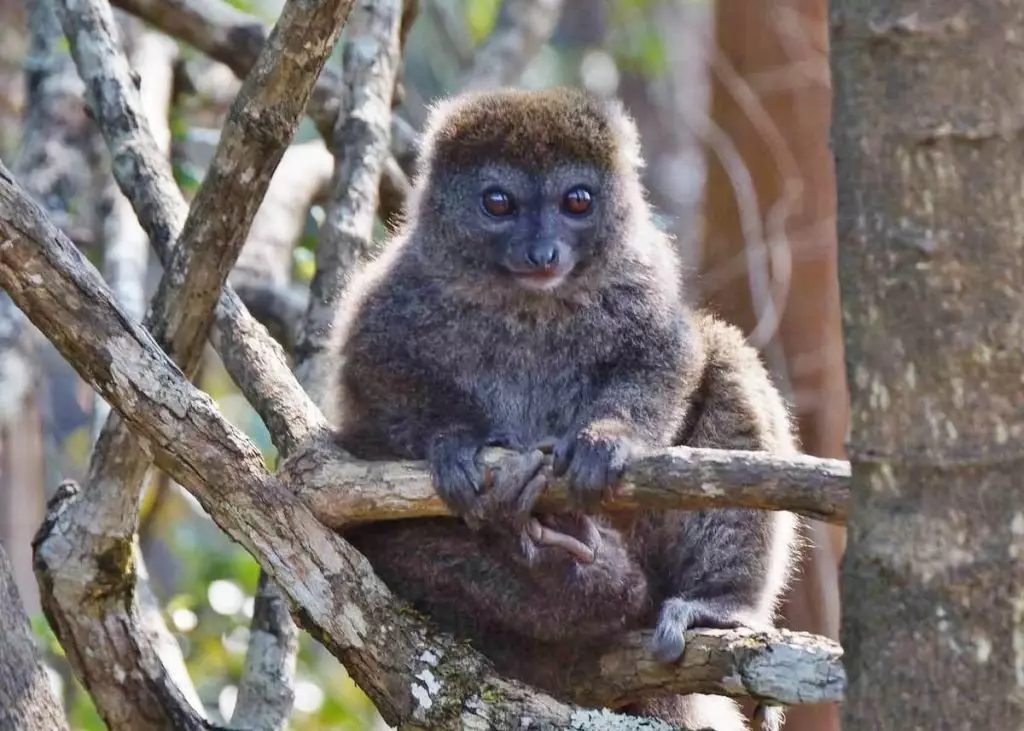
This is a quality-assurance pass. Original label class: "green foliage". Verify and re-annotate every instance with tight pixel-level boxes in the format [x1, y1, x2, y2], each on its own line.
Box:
[462, 0, 502, 44]
[605, 0, 670, 77]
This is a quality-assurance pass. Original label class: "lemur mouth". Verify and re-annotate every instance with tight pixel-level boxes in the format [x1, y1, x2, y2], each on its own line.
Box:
[511, 269, 569, 291]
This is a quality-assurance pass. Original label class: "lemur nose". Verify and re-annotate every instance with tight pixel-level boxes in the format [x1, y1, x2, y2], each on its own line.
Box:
[526, 240, 559, 269]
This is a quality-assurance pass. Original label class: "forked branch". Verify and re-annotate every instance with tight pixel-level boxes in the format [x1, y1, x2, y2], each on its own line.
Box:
[0, 162, 845, 729]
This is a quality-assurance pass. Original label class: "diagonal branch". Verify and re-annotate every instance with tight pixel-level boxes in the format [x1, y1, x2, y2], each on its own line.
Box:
[35, 0, 356, 727]
[1, 161, 845, 729]
[246, 1, 407, 723]
[109, 0, 413, 220]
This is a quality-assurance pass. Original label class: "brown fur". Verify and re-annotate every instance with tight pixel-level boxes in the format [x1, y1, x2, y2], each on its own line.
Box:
[328, 87, 799, 731]
[418, 86, 643, 175]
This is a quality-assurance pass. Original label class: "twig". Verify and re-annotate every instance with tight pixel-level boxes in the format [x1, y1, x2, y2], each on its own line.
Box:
[0, 162, 845, 728]
[281, 441, 850, 528]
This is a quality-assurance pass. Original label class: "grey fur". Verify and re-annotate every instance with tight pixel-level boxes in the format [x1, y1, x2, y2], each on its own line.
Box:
[328, 87, 799, 731]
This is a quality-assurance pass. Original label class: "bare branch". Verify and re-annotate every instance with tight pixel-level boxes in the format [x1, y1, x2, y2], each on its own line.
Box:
[459, 0, 566, 91]
[564, 627, 843, 708]
[282, 441, 849, 529]
[296, 0, 404, 398]
[55, 0, 325, 456]
[229, 572, 300, 731]
[35, 0, 355, 726]
[92, 20, 178, 432]
[249, 1, 406, 720]
[0, 541, 69, 731]
[0, 164, 844, 728]
[108, 0, 413, 213]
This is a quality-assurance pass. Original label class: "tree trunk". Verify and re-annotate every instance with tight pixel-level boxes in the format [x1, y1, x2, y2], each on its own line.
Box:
[0, 540, 69, 731]
[833, 1, 1024, 728]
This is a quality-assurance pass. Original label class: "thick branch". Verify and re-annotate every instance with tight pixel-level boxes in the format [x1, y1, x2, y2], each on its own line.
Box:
[39, 0, 355, 727]
[282, 441, 850, 528]
[0, 162, 844, 729]
[25, 5, 208, 727]
[56, 0, 325, 458]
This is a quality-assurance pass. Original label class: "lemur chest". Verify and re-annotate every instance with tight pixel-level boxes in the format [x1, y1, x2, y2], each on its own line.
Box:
[450, 333, 603, 443]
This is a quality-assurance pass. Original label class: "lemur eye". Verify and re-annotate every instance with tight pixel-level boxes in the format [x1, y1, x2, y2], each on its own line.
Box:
[482, 188, 515, 217]
[563, 186, 593, 215]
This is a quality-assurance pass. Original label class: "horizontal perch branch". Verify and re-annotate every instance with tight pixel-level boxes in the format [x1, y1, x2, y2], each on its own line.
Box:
[0, 161, 846, 725]
[282, 440, 850, 528]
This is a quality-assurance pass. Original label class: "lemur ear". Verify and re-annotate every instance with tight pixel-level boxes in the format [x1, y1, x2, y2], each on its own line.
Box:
[598, 96, 645, 172]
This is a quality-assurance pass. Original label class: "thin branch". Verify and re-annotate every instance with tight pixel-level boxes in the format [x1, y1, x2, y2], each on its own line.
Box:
[459, 0, 566, 91]
[296, 0, 404, 397]
[0, 164, 845, 729]
[109, 0, 413, 216]
[229, 571, 300, 731]
[281, 441, 850, 529]
[91, 20, 177, 434]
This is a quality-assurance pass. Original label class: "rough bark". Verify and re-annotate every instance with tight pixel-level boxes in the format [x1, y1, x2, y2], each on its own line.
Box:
[832, 2, 1024, 728]
[282, 441, 849, 529]
[0, 541, 69, 731]
[15, 0, 105, 247]
[0, 164, 844, 727]
[697, 2, 848, 729]
[34, 0, 354, 726]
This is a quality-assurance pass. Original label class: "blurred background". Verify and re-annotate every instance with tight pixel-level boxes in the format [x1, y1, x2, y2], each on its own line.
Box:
[0, 0, 846, 728]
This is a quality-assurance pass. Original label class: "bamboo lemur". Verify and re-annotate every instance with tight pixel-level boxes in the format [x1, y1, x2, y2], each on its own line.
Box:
[327, 87, 800, 731]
